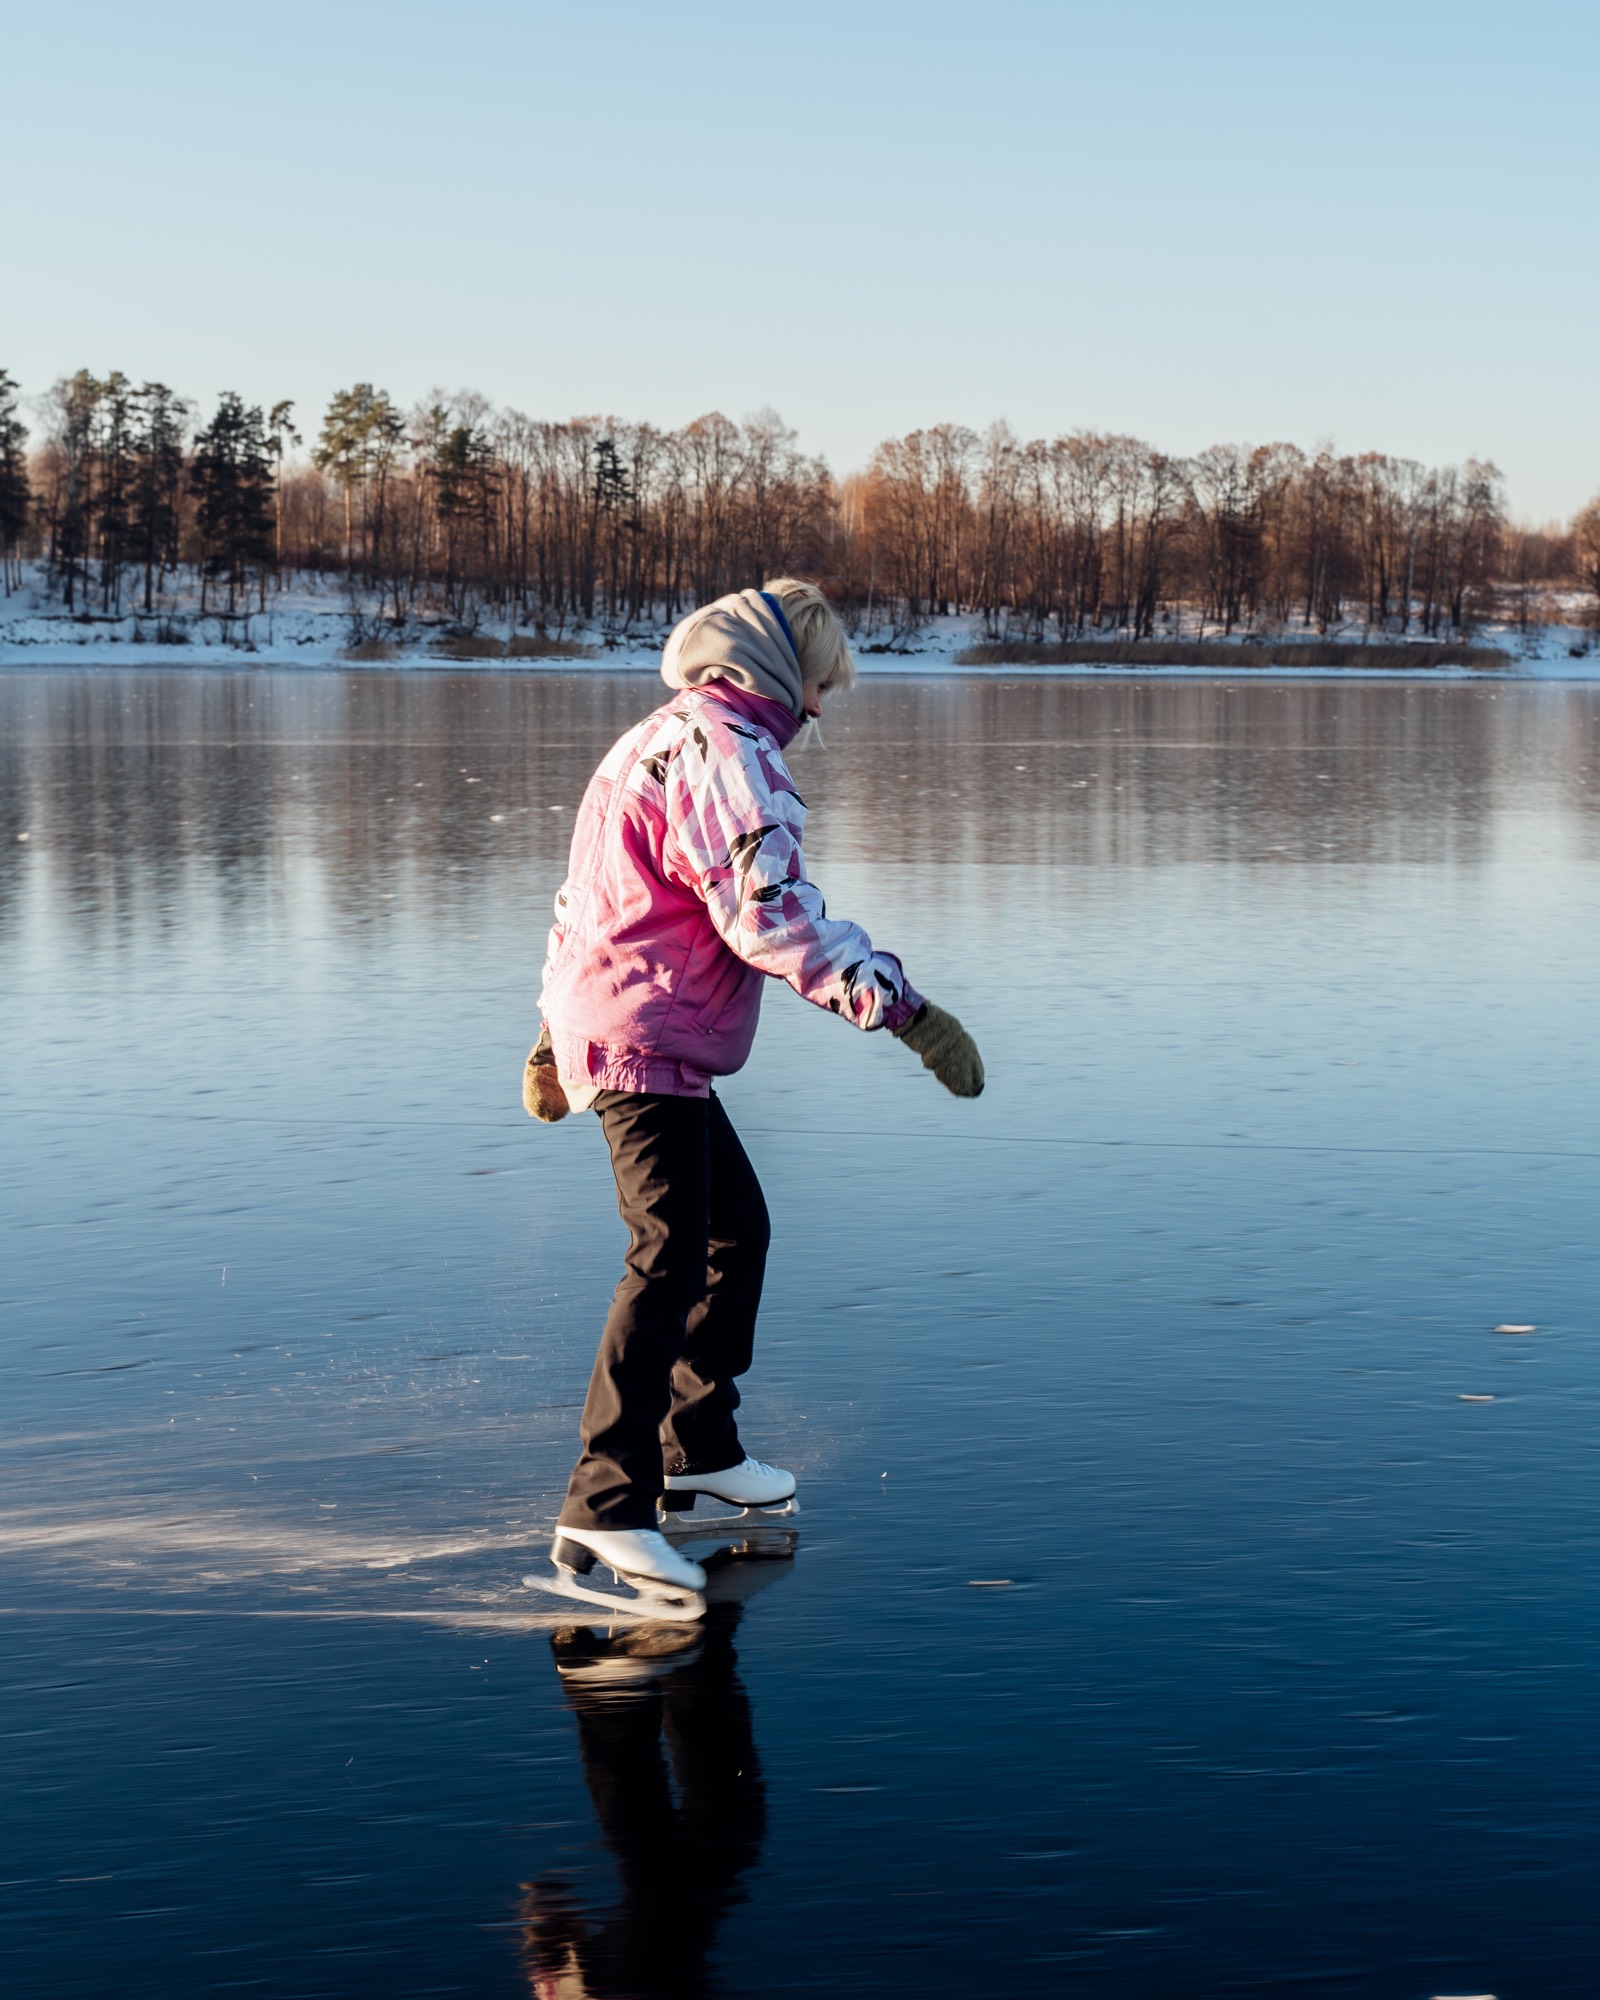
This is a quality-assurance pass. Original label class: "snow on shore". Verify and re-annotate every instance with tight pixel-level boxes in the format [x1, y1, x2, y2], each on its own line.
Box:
[0, 571, 1594, 681]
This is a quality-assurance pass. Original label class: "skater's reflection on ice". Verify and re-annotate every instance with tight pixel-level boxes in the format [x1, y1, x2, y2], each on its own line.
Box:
[518, 1555, 790, 1999]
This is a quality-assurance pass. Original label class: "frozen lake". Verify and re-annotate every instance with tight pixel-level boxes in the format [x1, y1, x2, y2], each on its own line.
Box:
[3, 667, 1598, 1997]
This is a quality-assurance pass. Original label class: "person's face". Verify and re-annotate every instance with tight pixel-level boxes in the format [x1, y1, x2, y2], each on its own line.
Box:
[802, 680, 830, 719]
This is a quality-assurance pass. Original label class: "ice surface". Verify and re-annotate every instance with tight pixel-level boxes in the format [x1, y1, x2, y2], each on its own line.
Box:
[2, 668, 1597, 1997]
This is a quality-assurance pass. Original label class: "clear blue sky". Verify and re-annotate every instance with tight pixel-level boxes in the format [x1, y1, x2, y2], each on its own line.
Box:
[5, 0, 1596, 519]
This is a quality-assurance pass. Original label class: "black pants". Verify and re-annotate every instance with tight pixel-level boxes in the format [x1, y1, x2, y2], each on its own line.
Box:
[559, 1090, 770, 1531]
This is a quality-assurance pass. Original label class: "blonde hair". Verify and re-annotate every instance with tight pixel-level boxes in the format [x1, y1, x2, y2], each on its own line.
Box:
[763, 577, 857, 694]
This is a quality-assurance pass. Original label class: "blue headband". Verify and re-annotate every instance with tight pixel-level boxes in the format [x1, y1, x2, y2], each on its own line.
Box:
[759, 591, 799, 665]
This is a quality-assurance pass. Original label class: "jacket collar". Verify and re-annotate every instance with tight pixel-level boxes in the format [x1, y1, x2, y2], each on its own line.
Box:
[697, 680, 803, 749]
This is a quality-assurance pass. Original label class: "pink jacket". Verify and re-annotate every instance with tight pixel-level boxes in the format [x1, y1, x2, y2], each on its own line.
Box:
[539, 681, 922, 1097]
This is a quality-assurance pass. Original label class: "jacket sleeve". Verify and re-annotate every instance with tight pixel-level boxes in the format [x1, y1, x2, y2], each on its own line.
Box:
[535, 884, 570, 1020]
[665, 719, 923, 1032]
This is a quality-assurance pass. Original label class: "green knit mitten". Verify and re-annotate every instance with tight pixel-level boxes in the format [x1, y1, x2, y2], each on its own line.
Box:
[896, 1001, 985, 1098]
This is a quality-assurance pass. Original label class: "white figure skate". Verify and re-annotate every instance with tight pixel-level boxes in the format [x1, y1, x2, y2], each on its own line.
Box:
[658, 1455, 799, 1556]
[525, 1526, 707, 1622]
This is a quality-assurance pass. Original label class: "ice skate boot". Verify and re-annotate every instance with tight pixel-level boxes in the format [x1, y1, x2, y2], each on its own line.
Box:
[659, 1455, 799, 1556]
[525, 1527, 707, 1622]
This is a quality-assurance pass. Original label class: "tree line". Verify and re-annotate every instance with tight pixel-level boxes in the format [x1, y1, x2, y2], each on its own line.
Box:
[3, 367, 1599, 639]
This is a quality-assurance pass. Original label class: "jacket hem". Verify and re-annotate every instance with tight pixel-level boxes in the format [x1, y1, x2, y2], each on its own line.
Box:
[549, 1031, 713, 1100]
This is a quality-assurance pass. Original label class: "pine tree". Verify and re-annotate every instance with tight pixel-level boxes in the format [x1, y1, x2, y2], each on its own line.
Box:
[93, 371, 136, 615]
[266, 400, 301, 581]
[312, 384, 403, 580]
[130, 383, 187, 613]
[0, 370, 29, 593]
[593, 437, 636, 625]
[191, 392, 274, 617]
[426, 417, 494, 617]
[47, 371, 102, 612]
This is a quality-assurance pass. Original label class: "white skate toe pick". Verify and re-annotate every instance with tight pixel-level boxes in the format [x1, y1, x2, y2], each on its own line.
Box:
[526, 1527, 707, 1621]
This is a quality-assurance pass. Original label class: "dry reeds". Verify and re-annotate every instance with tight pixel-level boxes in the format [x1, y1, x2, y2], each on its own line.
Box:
[955, 639, 1512, 671]
[341, 637, 400, 662]
[427, 631, 600, 661]
[427, 632, 506, 660]
[506, 633, 600, 660]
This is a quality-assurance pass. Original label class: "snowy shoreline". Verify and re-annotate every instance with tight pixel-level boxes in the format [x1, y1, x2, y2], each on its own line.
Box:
[2, 579, 1596, 682]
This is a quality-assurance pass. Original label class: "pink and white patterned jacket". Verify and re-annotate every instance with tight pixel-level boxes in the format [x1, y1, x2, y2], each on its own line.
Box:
[539, 681, 922, 1098]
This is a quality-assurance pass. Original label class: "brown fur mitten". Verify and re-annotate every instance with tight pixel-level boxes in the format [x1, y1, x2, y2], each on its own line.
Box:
[895, 1000, 985, 1098]
[523, 1030, 571, 1123]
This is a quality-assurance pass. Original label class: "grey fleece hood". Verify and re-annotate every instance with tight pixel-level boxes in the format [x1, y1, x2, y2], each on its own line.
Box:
[660, 589, 804, 718]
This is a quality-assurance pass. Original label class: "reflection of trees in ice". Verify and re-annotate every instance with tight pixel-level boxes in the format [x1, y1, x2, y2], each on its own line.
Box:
[8, 675, 1599, 963]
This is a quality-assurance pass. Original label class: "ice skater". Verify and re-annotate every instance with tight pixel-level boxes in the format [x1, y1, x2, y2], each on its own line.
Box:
[524, 580, 983, 1617]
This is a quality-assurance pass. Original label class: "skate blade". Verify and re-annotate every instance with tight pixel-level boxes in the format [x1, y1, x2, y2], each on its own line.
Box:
[522, 1570, 707, 1624]
[658, 1498, 799, 1533]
